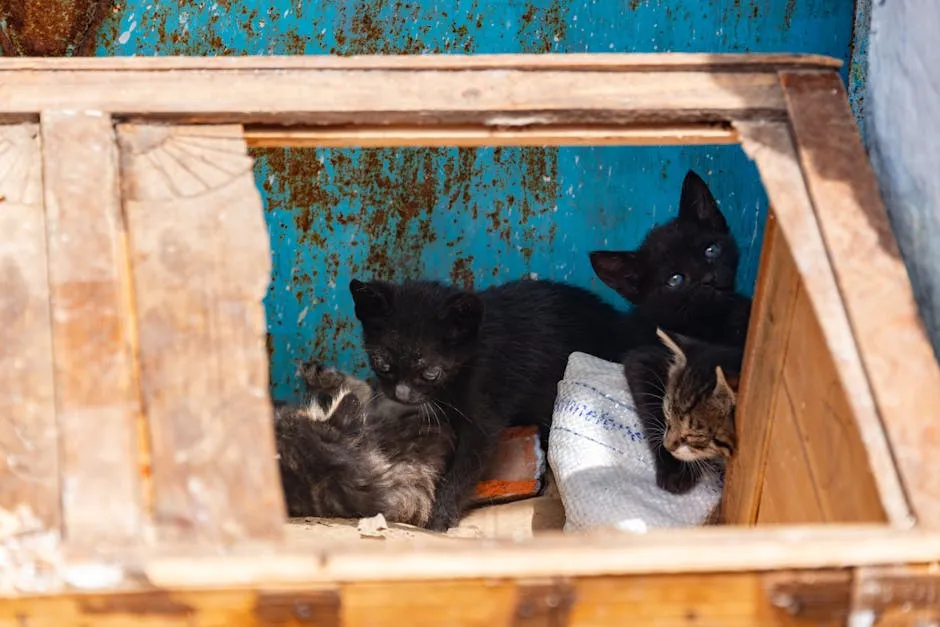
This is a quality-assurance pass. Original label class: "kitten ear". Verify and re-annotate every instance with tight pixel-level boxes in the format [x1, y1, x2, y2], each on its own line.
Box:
[714, 366, 737, 401]
[655, 327, 687, 367]
[678, 170, 729, 233]
[439, 292, 483, 342]
[589, 250, 643, 301]
[349, 279, 392, 321]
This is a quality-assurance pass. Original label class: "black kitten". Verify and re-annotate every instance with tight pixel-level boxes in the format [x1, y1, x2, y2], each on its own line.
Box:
[623, 328, 742, 495]
[590, 170, 752, 346]
[349, 277, 634, 531]
[273, 361, 454, 526]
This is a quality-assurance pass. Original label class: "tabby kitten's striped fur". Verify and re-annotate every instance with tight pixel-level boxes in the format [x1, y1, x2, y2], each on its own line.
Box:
[623, 328, 741, 495]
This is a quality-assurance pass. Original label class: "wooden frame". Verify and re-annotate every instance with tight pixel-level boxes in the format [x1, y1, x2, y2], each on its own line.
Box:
[1, 53, 939, 625]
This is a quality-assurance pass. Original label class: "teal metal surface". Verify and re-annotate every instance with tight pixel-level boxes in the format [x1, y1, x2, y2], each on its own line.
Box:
[92, 1, 861, 402]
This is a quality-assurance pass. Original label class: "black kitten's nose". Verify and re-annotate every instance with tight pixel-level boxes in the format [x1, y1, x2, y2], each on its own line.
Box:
[702, 272, 715, 285]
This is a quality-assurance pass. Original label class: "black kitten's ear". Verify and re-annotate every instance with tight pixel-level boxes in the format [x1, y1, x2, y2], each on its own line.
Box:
[589, 250, 643, 302]
[439, 292, 483, 342]
[678, 170, 729, 233]
[349, 279, 392, 321]
[655, 327, 687, 368]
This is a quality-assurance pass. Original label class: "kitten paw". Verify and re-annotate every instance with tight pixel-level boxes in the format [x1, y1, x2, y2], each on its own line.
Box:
[656, 466, 699, 495]
[298, 360, 347, 394]
[427, 504, 460, 532]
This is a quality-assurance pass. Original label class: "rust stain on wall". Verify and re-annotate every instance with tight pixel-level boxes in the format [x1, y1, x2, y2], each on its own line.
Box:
[0, 0, 113, 56]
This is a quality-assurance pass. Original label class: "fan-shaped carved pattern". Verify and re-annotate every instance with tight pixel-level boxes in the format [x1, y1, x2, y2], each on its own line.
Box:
[117, 124, 284, 546]
[118, 125, 254, 202]
[0, 124, 59, 531]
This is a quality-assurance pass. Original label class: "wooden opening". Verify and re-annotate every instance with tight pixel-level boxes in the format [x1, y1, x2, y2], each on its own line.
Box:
[1, 53, 938, 624]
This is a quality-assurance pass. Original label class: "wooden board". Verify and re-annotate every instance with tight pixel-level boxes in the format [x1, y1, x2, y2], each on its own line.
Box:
[756, 374, 826, 525]
[0, 52, 842, 71]
[0, 569, 850, 627]
[117, 124, 284, 545]
[781, 288, 886, 523]
[736, 121, 910, 526]
[244, 124, 739, 148]
[722, 213, 800, 524]
[781, 70, 940, 529]
[0, 124, 59, 531]
[0, 70, 787, 127]
[39, 111, 144, 549]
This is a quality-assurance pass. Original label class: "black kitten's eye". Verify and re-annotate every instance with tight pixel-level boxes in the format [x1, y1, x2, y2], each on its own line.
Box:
[422, 366, 442, 381]
[371, 355, 392, 373]
[704, 242, 722, 259]
[665, 273, 685, 289]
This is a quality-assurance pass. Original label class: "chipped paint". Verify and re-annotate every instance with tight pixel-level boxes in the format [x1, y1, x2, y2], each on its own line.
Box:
[90, 0, 860, 402]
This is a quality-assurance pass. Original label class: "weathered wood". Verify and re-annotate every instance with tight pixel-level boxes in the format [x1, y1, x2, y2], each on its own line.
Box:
[736, 121, 911, 526]
[722, 213, 799, 524]
[0, 52, 842, 72]
[124, 525, 940, 587]
[782, 288, 886, 522]
[244, 124, 739, 148]
[853, 565, 940, 626]
[40, 110, 144, 548]
[0, 124, 59, 531]
[117, 123, 284, 545]
[756, 374, 827, 524]
[763, 570, 852, 626]
[0, 70, 785, 126]
[781, 70, 940, 529]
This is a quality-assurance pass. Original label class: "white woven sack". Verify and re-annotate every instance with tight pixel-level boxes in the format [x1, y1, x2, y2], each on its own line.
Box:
[548, 351, 722, 533]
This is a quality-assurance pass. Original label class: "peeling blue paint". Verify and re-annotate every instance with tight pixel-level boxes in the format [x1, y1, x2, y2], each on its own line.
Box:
[92, 1, 861, 402]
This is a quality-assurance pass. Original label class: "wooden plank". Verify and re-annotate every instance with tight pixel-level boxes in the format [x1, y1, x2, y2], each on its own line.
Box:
[0, 124, 59, 530]
[756, 371, 827, 525]
[781, 70, 940, 529]
[117, 123, 284, 545]
[125, 526, 940, 587]
[735, 120, 911, 527]
[854, 565, 940, 627]
[0, 52, 843, 72]
[782, 288, 886, 523]
[0, 70, 784, 126]
[244, 124, 739, 148]
[722, 213, 800, 524]
[0, 571, 852, 626]
[40, 110, 144, 548]
[342, 581, 517, 627]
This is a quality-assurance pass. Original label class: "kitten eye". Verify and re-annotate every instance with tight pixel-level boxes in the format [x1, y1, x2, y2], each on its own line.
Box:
[422, 366, 442, 381]
[704, 242, 722, 259]
[665, 273, 685, 289]
[371, 355, 392, 373]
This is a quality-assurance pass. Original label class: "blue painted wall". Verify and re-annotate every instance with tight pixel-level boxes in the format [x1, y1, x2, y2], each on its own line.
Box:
[92, 1, 860, 402]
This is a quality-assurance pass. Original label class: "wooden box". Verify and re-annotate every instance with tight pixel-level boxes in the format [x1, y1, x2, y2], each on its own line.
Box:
[0, 53, 938, 625]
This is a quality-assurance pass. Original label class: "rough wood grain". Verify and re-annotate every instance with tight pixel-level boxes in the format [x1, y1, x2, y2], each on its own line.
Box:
[0, 124, 59, 531]
[781, 70, 940, 529]
[40, 110, 144, 548]
[0, 52, 842, 72]
[129, 525, 940, 587]
[782, 289, 886, 523]
[117, 123, 284, 545]
[0, 571, 856, 626]
[756, 374, 826, 525]
[244, 124, 739, 148]
[854, 565, 940, 626]
[0, 70, 784, 126]
[736, 120, 911, 527]
[722, 213, 799, 524]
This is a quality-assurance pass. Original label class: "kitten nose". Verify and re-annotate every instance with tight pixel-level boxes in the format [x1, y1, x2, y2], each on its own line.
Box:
[394, 383, 412, 403]
[702, 272, 715, 285]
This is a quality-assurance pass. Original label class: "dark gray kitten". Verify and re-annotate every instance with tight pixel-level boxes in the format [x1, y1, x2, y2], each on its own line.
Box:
[273, 362, 454, 527]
